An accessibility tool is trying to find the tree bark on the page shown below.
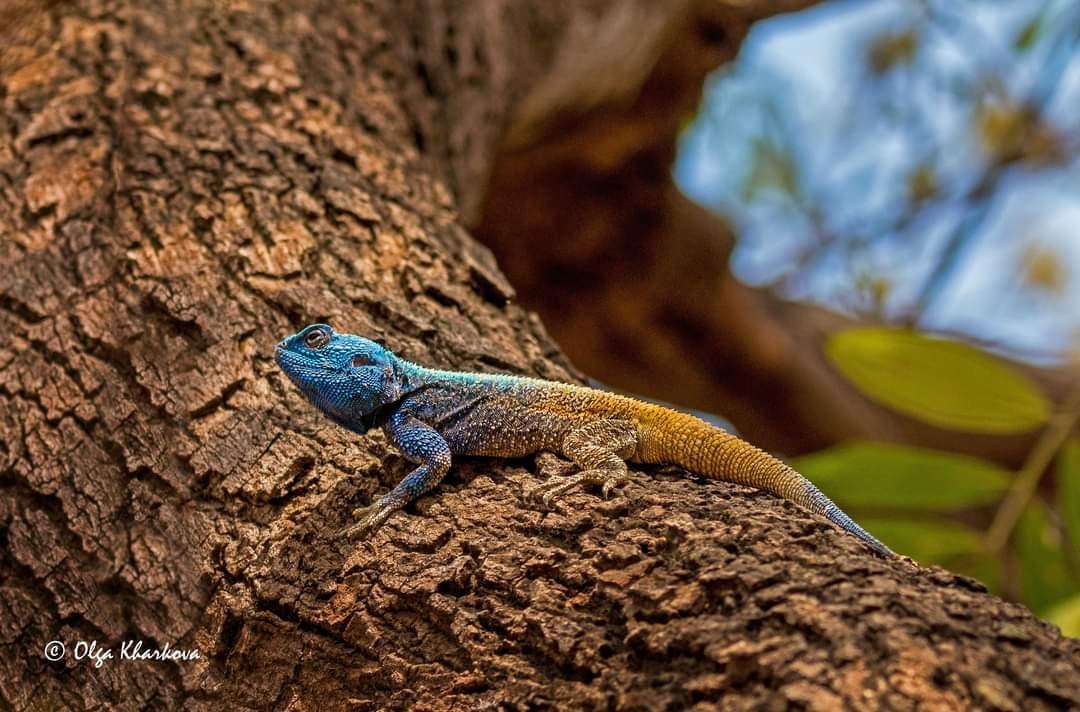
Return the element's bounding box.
[0,1,1077,711]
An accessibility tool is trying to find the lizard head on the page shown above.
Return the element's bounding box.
[275,324,403,429]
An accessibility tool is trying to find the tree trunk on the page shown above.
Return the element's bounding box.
[0,1,1077,711]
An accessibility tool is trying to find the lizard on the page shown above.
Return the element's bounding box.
[275,323,894,556]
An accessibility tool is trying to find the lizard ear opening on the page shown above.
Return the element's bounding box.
[382,364,402,403]
[352,354,368,367]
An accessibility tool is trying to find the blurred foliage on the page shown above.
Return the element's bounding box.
[867,29,918,75]
[1063,441,1080,547]
[801,333,1079,636]
[680,0,1080,635]
[826,328,1050,433]
[858,517,983,564]
[1046,594,1080,636]
[1017,500,1074,613]
[1022,241,1067,294]
[742,138,800,201]
[797,441,1010,509]
[905,162,938,203]
[680,0,1080,357]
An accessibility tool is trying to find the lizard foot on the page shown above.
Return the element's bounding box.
[529,470,628,509]
[338,499,397,538]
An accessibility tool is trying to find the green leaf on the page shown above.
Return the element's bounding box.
[795,442,1010,510]
[1045,594,1080,638]
[1016,501,1077,614]
[826,328,1050,434]
[1060,440,1080,556]
[859,516,982,563]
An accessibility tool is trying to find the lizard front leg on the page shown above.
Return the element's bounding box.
[530,418,638,508]
[341,409,451,537]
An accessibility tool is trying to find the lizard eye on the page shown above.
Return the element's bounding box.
[304,329,329,349]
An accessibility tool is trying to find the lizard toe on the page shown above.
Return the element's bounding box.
[338,501,393,538]
[600,475,628,499]
[527,474,587,509]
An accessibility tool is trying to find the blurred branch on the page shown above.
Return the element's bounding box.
[908,172,997,323]
[923,10,1075,318]
[711,0,1078,330]
[985,374,1080,554]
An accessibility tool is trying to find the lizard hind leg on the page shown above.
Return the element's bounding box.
[529,419,638,508]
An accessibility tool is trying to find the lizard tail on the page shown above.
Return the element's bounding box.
[634,409,894,557]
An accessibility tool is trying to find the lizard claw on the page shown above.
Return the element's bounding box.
[527,474,579,509]
[541,476,582,509]
[529,471,628,508]
[338,499,396,538]
[600,474,628,499]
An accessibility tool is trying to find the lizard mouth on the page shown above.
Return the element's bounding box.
[274,345,327,391]
[274,344,301,376]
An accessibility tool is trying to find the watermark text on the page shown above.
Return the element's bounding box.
[44,639,201,668]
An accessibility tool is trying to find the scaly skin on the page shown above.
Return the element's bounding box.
[276,324,894,556]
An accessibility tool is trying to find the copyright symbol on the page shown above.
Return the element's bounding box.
[44,640,65,661]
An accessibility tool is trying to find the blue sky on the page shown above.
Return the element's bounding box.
[675,0,1080,363]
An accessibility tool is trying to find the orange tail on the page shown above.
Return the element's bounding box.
[634,407,893,556]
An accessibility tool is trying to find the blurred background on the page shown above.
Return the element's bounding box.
[476,0,1080,636]
[677,0,1080,632]
[678,0,1080,359]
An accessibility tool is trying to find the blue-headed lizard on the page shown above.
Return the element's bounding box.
[275,324,893,556]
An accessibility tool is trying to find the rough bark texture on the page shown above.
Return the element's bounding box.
[472,0,1070,469]
[0,1,1078,711]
